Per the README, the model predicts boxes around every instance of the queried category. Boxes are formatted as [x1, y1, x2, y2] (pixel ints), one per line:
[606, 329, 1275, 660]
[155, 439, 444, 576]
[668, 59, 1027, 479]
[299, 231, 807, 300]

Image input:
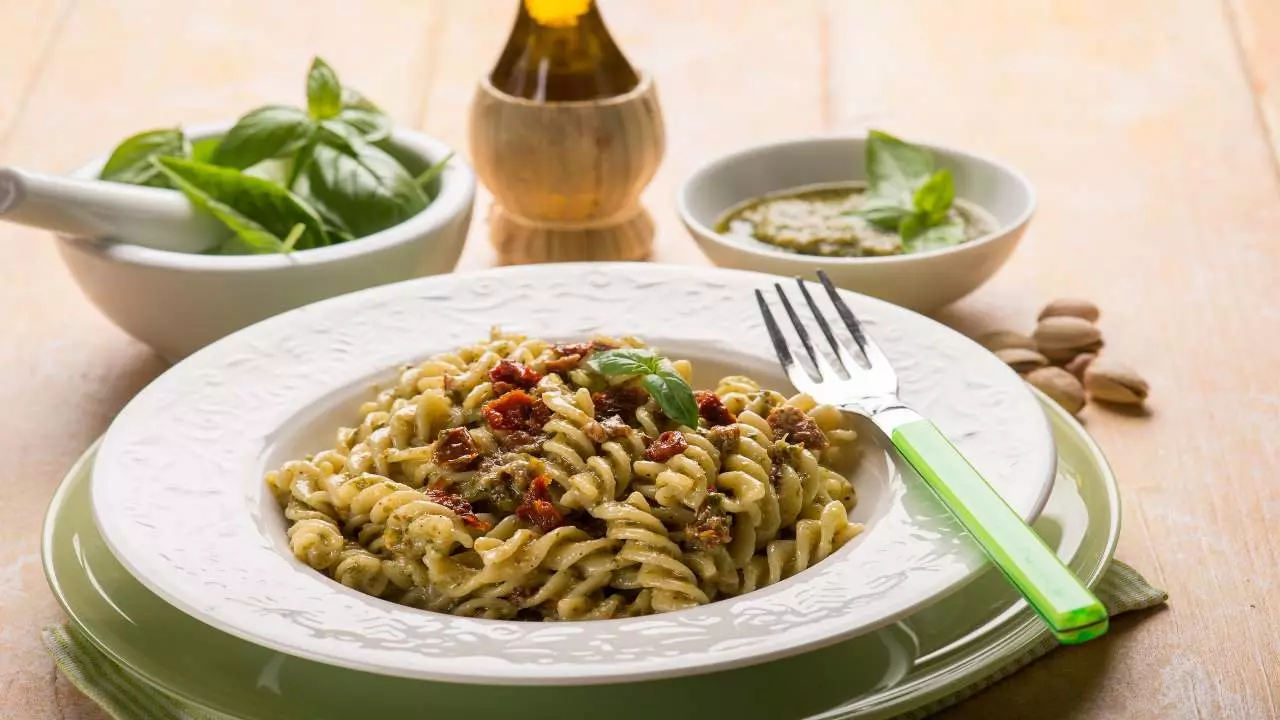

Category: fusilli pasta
[266, 330, 863, 621]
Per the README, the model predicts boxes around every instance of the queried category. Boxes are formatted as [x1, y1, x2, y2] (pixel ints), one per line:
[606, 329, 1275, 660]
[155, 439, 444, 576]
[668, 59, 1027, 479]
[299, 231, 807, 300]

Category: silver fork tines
[756, 270, 900, 412]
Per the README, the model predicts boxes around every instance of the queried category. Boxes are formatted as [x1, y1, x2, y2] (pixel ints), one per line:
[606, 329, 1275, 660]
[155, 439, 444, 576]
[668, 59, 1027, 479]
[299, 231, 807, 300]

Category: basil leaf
[306, 57, 343, 120]
[100, 128, 188, 187]
[152, 157, 328, 253]
[190, 136, 221, 164]
[640, 370, 699, 428]
[587, 349, 660, 377]
[341, 86, 384, 114]
[904, 222, 967, 253]
[865, 130, 934, 203]
[304, 135, 428, 237]
[415, 151, 454, 197]
[210, 105, 313, 170]
[898, 212, 927, 242]
[912, 168, 955, 225]
[336, 107, 391, 143]
[851, 205, 910, 231]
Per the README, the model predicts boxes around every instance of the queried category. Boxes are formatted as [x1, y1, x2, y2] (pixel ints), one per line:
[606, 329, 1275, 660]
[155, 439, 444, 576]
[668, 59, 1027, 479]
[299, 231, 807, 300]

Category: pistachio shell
[1064, 352, 1096, 380]
[978, 330, 1037, 353]
[1084, 357, 1149, 404]
[1038, 298, 1101, 323]
[995, 347, 1050, 374]
[1025, 366, 1086, 415]
[1033, 316, 1103, 361]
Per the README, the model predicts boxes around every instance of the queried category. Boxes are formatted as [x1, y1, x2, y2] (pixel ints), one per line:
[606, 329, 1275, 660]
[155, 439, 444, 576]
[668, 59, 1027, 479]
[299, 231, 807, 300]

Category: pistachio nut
[978, 330, 1038, 353]
[1025, 366, 1086, 415]
[1084, 357, 1149, 404]
[1064, 352, 1096, 380]
[1038, 298, 1101, 323]
[1033, 316, 1103, 361]
[995, 347, 1050, 374]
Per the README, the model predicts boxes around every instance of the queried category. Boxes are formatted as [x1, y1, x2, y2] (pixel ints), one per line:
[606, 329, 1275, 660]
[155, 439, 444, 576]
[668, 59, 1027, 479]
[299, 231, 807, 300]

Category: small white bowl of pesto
[677, 132, 1035, 314]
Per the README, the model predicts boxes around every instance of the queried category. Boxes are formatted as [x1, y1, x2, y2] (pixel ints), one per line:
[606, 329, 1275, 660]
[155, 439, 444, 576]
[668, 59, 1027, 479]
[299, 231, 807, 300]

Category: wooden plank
[433, 0, 827, 269]
[0, 0, 73, 145]
[825, 1, 1280, 718]
[1228, 0, 1280, 170]
[0, 3, 443, 718]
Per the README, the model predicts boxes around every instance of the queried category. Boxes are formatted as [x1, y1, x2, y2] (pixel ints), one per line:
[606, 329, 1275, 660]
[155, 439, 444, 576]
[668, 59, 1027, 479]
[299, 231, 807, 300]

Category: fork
[756, 271, 1108, 645]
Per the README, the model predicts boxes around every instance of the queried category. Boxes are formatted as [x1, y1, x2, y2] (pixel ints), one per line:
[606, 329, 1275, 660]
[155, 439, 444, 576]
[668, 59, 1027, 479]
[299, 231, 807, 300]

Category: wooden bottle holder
[469, 72, 665, 264]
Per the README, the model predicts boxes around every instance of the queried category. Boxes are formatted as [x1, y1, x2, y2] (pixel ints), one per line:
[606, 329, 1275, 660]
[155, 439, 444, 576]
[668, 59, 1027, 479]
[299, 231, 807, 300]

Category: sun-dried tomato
[423, 488, 491, 531]
[707, 424, 741, 455]
[434, 427, 481, 470]
[489, 360, 542, 389]
[694, 391, 736, 427]
[644, 431, 688, 462]
[592, 386, 649, 422]
[685, 495, 732, 551]
[552, 342, 594, 358]
[515, 474, 562, 533]
[544, 354, 583, 374]
[482, 390, 550, 433]
[767, 406, 829, 450]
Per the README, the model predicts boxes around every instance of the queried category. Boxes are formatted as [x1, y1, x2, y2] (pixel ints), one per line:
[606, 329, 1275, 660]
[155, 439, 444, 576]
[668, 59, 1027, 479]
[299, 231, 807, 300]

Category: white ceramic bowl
[57, 122, 476, 362]
[90, 263, 1056, 686]
[677, 135, 1036, 314]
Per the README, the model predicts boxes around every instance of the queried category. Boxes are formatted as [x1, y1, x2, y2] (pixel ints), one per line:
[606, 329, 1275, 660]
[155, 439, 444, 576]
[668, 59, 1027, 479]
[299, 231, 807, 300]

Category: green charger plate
[42, 396, 1118, 720]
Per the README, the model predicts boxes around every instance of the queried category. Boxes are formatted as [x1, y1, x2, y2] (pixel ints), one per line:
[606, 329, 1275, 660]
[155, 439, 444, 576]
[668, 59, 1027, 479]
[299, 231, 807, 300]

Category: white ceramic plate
[91, 263, 1055, 685]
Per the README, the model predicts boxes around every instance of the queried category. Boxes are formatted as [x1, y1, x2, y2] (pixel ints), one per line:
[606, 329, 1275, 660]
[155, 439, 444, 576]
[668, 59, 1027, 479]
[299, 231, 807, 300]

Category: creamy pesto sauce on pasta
[267, 331, 863, 621]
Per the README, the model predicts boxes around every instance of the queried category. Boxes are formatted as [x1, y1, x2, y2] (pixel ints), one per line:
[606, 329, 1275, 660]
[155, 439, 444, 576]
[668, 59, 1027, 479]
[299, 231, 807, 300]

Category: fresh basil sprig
[587, 349, 700, 429]
[852, 130, 965, 251]
[97, 57, 436, 255]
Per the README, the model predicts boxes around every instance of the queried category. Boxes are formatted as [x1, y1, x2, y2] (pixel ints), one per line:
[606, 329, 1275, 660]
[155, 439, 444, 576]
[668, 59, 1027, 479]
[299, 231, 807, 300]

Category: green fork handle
[888, 416, 1109, 644]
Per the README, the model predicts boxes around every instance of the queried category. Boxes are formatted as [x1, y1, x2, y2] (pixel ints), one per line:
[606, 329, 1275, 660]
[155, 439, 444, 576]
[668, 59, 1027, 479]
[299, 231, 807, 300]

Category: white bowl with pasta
[89, 263, 1056, 685]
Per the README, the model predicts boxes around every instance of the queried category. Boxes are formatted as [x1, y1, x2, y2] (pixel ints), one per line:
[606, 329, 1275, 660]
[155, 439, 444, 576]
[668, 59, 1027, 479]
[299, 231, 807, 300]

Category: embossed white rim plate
[91, 263, 1055, 685]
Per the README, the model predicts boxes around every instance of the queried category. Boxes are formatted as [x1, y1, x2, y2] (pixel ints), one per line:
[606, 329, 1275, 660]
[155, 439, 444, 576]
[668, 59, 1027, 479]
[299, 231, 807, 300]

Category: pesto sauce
[715, 182, 996, 258]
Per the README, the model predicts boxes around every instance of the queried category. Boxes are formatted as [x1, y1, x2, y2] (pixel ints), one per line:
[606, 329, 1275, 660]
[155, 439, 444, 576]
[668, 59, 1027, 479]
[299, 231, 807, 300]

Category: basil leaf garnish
[865, 130, 934, 204]
[306, 58, 343, 120]
[588, 349, 661, 376]
[589, 350, 699, 428]
[904, 222, 967, 253]
[210, 106, 313, 170]
[99, 129, 189, 188]
[152, 157, 328, 253]
[641, 370, 700, 429]
[851, 204, 910, 231]
[912, 169, 955, 225]
[861, 131, 962, 248]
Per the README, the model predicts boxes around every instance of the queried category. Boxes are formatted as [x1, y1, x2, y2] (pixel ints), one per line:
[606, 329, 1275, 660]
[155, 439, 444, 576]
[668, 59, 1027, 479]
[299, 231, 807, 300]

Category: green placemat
[44, 560, 1164, 720]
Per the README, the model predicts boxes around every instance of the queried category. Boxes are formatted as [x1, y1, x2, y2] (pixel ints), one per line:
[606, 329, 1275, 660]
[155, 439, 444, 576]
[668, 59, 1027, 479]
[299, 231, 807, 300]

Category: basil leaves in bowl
[677, 133, 1036, 314]
[56, 58, 475, 362]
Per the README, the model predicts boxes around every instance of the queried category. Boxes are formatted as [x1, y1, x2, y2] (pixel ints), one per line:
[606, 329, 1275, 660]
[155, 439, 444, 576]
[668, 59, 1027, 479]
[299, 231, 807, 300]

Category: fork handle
[882, 413, 1109, 644]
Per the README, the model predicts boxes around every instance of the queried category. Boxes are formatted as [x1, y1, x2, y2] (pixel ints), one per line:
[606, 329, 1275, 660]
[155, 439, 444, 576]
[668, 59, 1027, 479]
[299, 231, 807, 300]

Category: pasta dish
[267, 331, 863, 621]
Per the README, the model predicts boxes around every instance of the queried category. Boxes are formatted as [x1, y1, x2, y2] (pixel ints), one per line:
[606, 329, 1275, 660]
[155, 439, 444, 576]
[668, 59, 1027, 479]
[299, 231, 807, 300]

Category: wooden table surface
[3, 1, 1278, 718]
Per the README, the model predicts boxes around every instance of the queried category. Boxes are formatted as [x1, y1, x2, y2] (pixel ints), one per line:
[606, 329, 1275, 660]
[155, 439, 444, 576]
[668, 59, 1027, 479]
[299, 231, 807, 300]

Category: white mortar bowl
[57, 122, 476, 362]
